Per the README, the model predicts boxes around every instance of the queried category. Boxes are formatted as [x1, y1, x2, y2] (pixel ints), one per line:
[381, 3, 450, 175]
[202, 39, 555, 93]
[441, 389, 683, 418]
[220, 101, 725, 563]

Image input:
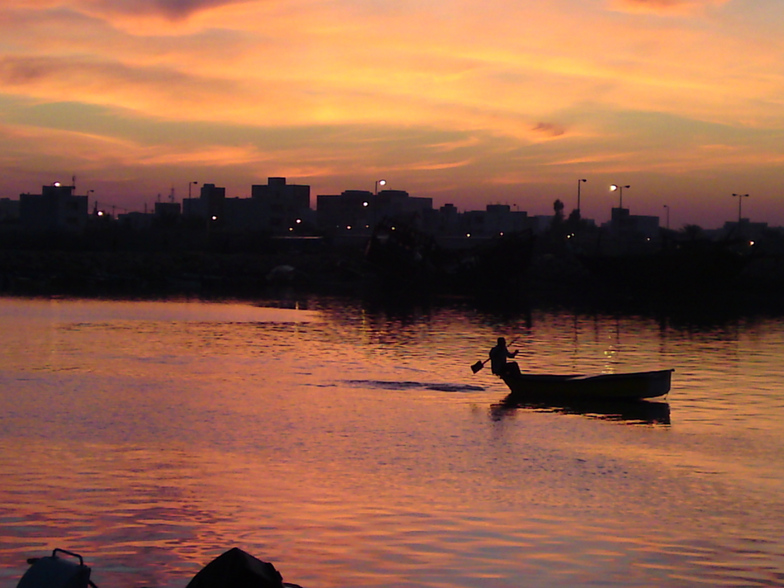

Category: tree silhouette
[682, 224, 704, 241]
[552, 199, 564, 226]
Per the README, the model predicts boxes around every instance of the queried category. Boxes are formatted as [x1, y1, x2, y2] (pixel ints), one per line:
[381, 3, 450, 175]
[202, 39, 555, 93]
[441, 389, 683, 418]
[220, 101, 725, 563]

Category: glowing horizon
[1, 0, 782, 229]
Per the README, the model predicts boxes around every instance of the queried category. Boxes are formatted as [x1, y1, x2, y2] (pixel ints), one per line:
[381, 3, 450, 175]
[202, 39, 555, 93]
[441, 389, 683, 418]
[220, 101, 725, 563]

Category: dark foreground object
[187, 548, 303, 588]
[17, 547, 303, 588]
[17, 549, 93, 588]
[501, 368, 673, 401]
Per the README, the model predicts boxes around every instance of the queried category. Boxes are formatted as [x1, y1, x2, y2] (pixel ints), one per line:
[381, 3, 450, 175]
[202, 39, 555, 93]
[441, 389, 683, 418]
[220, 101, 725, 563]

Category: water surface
[2, 296, 784, 587]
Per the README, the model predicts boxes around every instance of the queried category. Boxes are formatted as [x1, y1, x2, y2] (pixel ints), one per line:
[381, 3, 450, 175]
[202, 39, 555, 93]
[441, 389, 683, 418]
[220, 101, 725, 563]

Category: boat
[500, 368, 673, 401]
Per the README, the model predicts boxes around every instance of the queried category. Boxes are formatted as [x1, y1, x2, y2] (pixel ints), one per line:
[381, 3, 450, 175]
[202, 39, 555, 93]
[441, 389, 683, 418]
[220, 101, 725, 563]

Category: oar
[471, 338, 518, 374]
[471, 357, 489, 374]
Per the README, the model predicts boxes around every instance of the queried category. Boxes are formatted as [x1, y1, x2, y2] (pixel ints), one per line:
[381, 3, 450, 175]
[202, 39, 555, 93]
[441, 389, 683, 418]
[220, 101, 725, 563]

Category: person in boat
[489, 336, 520, 377]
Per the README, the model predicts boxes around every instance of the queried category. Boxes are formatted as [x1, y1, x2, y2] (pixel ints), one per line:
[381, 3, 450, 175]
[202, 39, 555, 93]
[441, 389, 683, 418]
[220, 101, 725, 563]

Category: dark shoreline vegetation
[2, 235, 784, 319]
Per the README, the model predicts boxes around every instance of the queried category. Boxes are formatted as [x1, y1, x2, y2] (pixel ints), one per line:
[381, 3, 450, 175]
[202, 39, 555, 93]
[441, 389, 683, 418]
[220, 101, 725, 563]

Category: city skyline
[0, 1, 782, 229]
[11, 177, 772, 233]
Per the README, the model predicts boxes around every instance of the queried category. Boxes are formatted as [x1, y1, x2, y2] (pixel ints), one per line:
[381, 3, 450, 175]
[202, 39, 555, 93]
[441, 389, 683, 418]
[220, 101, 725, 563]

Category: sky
[0, 0, 783, 229]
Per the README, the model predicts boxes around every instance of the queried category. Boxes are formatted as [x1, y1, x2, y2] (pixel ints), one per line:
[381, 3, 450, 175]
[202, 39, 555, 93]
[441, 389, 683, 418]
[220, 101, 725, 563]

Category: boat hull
[501, 369, 673, 401]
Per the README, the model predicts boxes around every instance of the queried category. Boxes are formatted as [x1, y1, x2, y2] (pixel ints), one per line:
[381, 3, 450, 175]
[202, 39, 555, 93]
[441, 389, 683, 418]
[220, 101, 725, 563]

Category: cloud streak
[81, 0, 254, 21]
[608, 0, 731, 15]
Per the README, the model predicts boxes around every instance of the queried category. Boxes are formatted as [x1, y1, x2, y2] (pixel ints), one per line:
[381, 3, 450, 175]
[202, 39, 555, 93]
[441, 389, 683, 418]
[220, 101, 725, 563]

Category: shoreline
[1, 247, 783, 318]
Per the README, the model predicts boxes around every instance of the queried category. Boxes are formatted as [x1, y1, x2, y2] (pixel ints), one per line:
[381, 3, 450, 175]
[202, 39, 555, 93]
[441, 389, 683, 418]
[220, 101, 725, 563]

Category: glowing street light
[374, 179, 386, 195]
[732, 193, 749, 224]
[610, 184, 630, 209]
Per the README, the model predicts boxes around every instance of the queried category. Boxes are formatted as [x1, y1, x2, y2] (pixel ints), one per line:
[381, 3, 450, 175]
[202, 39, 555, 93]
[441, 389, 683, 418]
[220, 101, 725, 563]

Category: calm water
[2, 295, 784, 587]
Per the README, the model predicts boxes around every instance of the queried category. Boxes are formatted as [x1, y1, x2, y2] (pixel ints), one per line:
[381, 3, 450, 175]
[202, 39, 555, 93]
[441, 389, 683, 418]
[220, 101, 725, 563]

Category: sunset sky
[1, 0, 782, 228]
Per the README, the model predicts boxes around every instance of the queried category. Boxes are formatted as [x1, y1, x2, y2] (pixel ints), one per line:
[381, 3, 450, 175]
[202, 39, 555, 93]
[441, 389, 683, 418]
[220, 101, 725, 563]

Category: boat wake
[342, 379, 485, 393]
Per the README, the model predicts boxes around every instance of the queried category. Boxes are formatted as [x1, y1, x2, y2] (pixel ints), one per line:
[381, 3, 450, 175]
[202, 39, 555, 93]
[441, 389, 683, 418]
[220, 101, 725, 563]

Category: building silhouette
[179, 178, 312, 235]
[19, 183, 88, 232]
[316, 189, 433, 236]
[183, 183, 226, 224]
[251, 177, 311, 233]
[458, 204, 529, 238]
[604, 207, 660, 239]
[0, 198, 19, 224]
[154, 201, 181, 227]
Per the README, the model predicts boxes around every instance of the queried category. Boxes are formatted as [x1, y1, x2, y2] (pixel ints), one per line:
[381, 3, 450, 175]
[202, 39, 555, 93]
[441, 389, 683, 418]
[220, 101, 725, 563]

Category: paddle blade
[471, 360, 484, 373]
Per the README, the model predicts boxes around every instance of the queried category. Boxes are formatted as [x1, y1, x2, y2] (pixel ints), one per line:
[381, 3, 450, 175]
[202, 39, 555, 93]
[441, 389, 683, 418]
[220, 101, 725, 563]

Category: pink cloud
[91, 0, 252, 20]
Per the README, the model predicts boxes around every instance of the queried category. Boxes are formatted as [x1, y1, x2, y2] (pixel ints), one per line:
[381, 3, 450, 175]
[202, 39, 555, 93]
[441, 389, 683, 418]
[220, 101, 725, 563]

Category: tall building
[251, 177, 311, 233]
[182, 183, 226, 224]
[316, 190, 374, 234]
[201, 183, 226, 223]
[179, 178, 312, 234]
[19, 184, 88, 232]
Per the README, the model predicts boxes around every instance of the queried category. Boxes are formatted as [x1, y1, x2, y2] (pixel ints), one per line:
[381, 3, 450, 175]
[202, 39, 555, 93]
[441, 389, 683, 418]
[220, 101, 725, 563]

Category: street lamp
[188, 181, 198, 200]
[610, 184, 630, 209]
[732, 193, 749, 224]
[663, 204, 670, 230]
[369, 180, 386, 232]
[577, 178, 586, 213]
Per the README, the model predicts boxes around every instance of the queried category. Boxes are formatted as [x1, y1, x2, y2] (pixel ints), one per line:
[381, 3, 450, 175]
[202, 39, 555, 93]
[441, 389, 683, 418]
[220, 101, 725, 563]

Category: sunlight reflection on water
[2, 296, 784, 587]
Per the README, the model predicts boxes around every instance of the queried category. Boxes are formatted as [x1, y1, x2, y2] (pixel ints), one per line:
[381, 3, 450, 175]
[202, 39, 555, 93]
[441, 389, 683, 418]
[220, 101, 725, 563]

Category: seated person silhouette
[490, 336, 520, 377]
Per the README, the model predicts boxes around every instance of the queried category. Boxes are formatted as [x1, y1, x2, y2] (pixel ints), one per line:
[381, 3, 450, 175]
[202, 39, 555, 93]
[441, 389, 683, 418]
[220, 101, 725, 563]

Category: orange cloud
[607, 0, 731, 15]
